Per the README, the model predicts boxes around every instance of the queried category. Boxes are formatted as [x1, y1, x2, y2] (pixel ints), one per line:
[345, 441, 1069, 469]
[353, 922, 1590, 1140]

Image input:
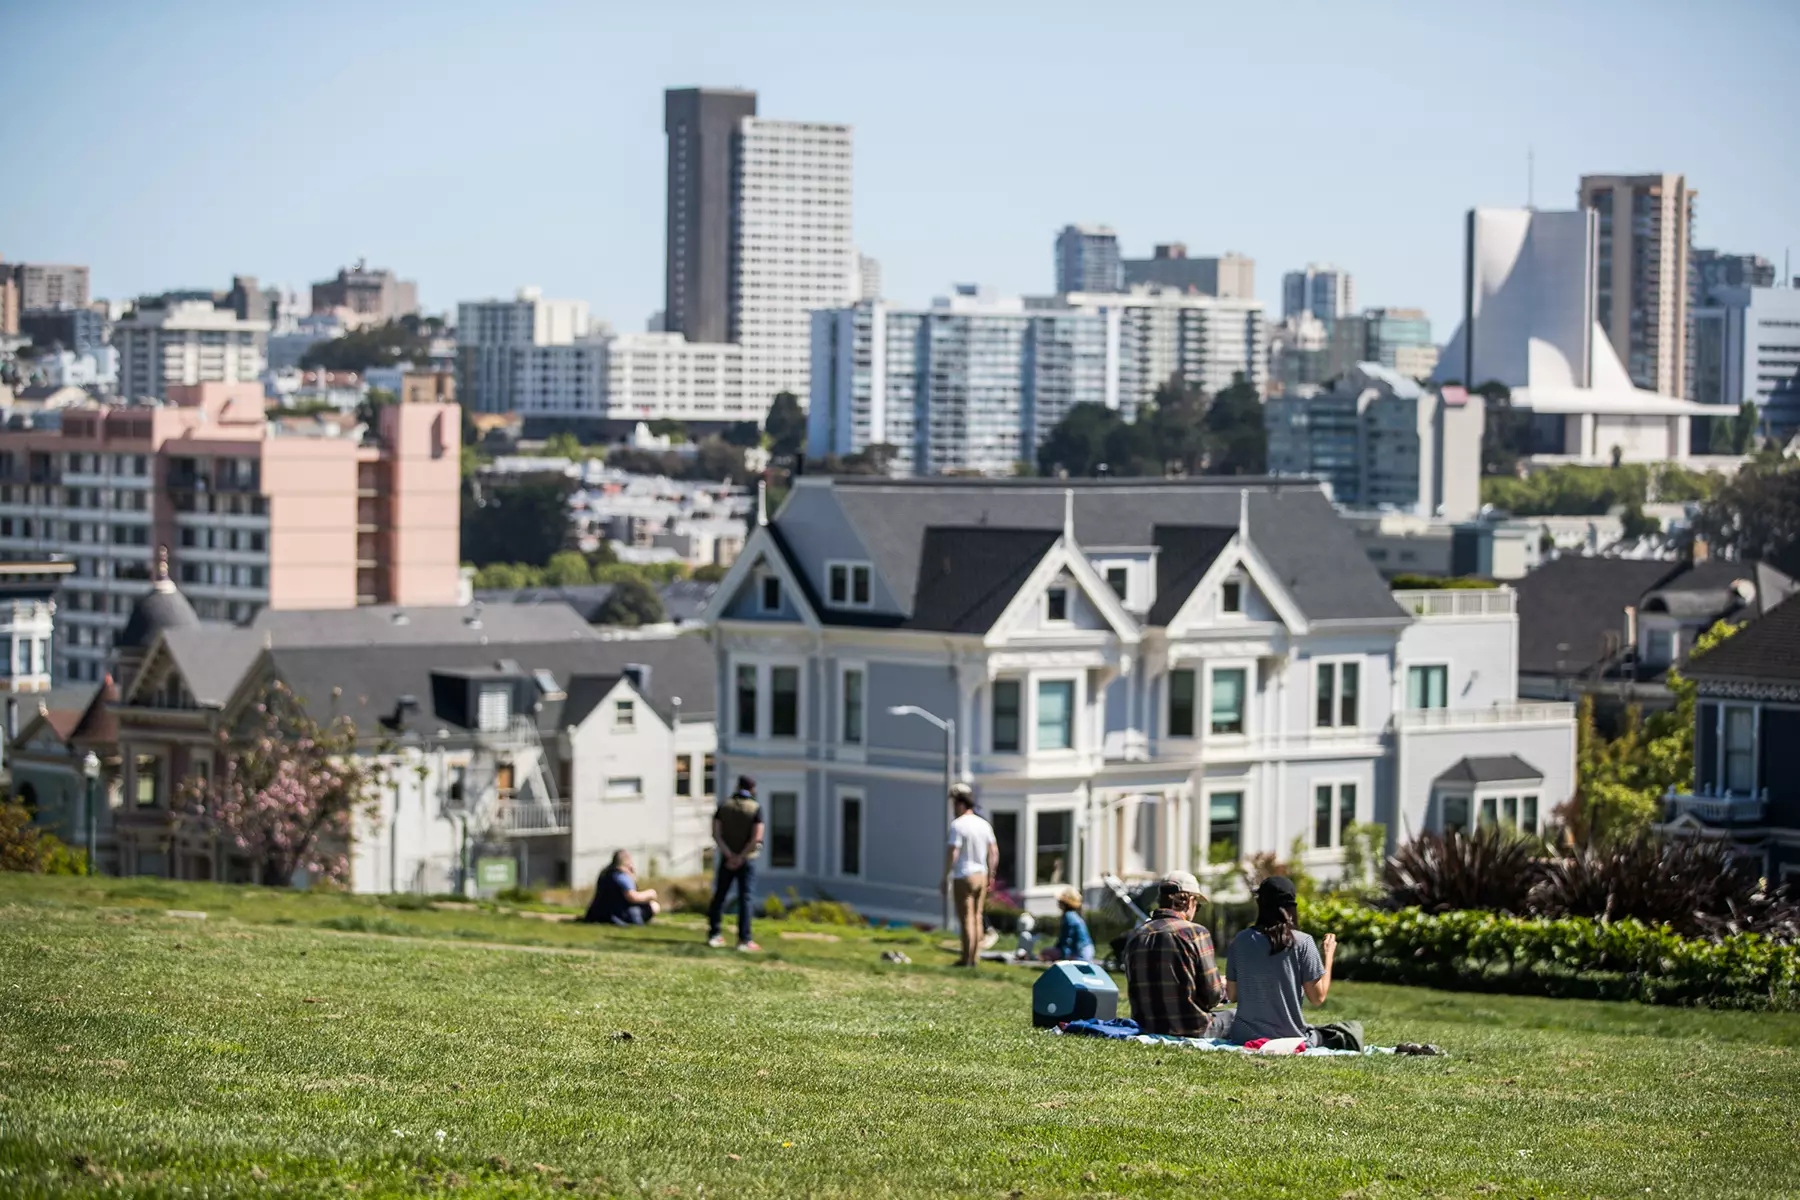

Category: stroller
[1098, 873, 1156, 972]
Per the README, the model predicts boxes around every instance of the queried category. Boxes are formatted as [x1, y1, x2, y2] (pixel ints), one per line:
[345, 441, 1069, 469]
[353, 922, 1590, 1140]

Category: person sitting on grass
[1048, 886, 1096, 963]
[582, 850, 659, 926]
[1121, 870, 1228, 1037]
[1225, 875, 1360, 1050]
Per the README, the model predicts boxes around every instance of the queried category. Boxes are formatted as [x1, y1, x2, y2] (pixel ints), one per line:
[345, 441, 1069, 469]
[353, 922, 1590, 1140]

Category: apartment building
[704, 477, 1574, 922]
[1122, 245, 1255, 299]
[112, 300, 268, 401]
[0, 261, 91, 333]
[1055, 225, 1122, 294]
[1689, 285, 1800, 409]
[1578, 173, 1696, 397]
[809, 287, 1267, 475]
[311, 261, 420, 328]
[455, 288, 592, 415]
[0, 382, 460, 683]
[1282, 264, 1354, 324]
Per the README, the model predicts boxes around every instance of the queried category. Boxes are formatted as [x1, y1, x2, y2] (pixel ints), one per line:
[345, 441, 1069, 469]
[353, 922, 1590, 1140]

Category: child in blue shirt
[1052, 885, 1096, 962]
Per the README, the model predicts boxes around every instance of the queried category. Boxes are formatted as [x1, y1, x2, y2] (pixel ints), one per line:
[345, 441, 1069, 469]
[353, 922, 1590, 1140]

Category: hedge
[1307, 898, 1800, 1011]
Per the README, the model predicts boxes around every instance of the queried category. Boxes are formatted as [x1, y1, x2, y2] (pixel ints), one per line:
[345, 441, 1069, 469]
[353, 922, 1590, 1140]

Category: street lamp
[888, 704, 956, 930]
[81, 751, 100, 876]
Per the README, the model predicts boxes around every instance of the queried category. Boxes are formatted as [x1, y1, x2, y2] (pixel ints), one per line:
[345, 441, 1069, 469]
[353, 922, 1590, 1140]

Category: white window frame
[614, 698, 636, 729]
[1205, 660, 1253, 740]
[1310, 777, 1359, 849]
[476, 684, 512, 733]
[837, 661, 866, 751]
[731, 657, 806, 743]
[836, 786, 865, 878]
[1436, 786, 1474, 833]
[1474, 787, 1541, 834]
[763, 781, 804, 873]
[1219, 573, 1246, 617]
[604, 776, 644, 800]
[825, 560, 874, 610]
[1199, 783, 1247, 867]
[1044, 585, 1070, 625]
[1313, 656, 1362, 731]
[1405, 661, 1451, 710]
[1030, 673, 1081, 754]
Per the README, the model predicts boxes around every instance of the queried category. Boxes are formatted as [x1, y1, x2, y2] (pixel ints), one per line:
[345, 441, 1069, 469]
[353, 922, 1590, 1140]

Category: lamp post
[888, 704, 956, 930]
[81, 750, 100, 876]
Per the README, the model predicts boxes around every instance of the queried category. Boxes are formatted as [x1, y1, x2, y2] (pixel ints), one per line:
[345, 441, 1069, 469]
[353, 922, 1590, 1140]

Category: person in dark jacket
[582, 850, 659, 926]
[706, 775, 765, 951]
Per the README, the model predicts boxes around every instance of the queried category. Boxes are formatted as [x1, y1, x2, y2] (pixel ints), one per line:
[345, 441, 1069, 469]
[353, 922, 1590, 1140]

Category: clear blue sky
[3, 0, 1796, 337]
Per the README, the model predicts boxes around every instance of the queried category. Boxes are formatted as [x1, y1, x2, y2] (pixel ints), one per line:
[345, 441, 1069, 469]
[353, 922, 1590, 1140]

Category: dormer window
[759, 574, 781, 613]
[827, 561, 873, 608]
[1105, 566, 1128, 599]
[1221, 580, 1242, 614]
[1045, 586, 1069, 623]
[477, 685, 511, 733]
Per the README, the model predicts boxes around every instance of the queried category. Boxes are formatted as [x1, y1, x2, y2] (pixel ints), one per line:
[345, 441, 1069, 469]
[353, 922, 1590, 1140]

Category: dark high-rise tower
[664, 87, 758, 344]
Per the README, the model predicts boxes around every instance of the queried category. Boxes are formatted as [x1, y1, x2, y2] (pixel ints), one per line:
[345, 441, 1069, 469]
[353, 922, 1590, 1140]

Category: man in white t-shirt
[944, 784, 998, 967]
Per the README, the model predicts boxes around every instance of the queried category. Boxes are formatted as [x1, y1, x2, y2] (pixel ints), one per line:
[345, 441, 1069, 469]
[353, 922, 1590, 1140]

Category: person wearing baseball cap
[1120, 868, 1228, 1037]
[1223, 874, 1358, 1049]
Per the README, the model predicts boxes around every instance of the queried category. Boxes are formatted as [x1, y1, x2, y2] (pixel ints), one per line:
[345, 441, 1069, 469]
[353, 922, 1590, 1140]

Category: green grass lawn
[2, 875, 1798, 1199]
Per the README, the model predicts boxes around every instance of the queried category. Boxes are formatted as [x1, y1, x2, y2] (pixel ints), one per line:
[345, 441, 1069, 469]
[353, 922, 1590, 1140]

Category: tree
[299, 318, 434, 372]
[543, 550, 595, 587]
[647, 419, 688, 441]
[1203, 373, 1266, 475]
[1709, 400, 1761, 455]
[355, 387, 396, 429]
[594, 577, 667, 627]
[722, 420, 763, 448]
[692, 562, 729, 583]
[1474, 380, 1533, 477]
[177, 681, 382, 886]
[1036, 402, 1123, 476]
[1619, 503, 1662, 541]
[1141, 376, 1208, 475]
[0, 802, 86, 874]
[1689, 459, 1800, 576]
[471, 562, 541, 590]
[461, 476, 573, 567]
[765, 391, 807, 461]
[541, 431, 587, 460]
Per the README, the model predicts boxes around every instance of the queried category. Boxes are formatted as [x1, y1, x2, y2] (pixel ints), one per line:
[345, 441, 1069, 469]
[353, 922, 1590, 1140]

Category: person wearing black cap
[1225, 874, 1359, 1048]
[706, 775, 764, 951]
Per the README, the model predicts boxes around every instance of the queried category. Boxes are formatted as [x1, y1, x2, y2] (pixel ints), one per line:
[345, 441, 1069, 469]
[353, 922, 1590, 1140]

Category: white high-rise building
[732, 118, 855, 404]
[854, 253, 882, 302]
[112, 302, 269, 401]
[1282, 264, 1355, 324]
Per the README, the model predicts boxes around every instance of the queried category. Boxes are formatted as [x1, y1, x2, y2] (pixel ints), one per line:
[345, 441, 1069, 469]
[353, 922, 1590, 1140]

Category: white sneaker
[707, 935, 727, 948]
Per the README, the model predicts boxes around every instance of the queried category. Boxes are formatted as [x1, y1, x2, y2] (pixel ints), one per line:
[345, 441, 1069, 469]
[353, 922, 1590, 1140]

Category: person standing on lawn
[944, 784, 998, 967]
[582, 850, 660, 926]
[1225, 874, 1361, 1049]
[707, 775, 765, 951]
[1121, 870, 1229, 1037]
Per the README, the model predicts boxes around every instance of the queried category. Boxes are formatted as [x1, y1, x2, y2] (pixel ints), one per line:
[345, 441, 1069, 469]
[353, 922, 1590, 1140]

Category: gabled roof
[159, 627, 261, 707]
[1683, 594, 1800, 684]
[810, 478, 1397, 625]
[562, 674, 628, 728]
[1434, 754, 1543, 785]
[908, 528, 1061, 634]
[68, 674, 119, 745]
[1514, 557, 1682, 677]
[1149, 526, 1236, 626]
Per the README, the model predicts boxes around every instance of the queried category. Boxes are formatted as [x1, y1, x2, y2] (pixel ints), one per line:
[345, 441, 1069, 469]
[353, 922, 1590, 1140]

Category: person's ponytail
[1255, 894, 1297, 954]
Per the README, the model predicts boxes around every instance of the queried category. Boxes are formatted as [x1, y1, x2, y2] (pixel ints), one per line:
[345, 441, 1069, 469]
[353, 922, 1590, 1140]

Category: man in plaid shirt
[1123, 870, 1228, 1037]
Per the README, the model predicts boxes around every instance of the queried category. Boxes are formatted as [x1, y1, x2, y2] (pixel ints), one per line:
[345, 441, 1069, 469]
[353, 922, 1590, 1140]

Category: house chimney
[1692, 537, 1710, 565]
[1624, 604, 1638, 648]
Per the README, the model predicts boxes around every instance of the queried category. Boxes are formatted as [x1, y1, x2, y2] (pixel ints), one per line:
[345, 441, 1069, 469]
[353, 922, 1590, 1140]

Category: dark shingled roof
[1683, 594, 1800, 683]
[907, 528, 1062, 634]
[1149, 526, 1237, 626]
[1514, 557, 1679, 677]
[1435, 754, 1544, 784]
[813, 477, 1398, 626]
[561, 674, 627, 728]
[118, 584, 200, 649]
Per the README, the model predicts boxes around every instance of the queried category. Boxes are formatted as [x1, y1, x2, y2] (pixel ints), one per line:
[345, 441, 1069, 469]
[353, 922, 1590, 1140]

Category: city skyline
[2, 1, 1796, 337]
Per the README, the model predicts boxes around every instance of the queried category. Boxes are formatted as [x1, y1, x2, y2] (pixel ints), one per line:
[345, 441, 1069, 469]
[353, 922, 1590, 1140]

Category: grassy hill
[2, 874, 1797, 1198]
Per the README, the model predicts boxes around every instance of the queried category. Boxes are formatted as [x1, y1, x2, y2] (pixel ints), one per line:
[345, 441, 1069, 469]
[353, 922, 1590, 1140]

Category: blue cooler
[1032, 960, 1119, 1027]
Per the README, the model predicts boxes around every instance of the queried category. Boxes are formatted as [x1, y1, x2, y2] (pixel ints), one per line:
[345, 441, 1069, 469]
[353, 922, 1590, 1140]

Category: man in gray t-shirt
[1224, 876, 1337, 1044]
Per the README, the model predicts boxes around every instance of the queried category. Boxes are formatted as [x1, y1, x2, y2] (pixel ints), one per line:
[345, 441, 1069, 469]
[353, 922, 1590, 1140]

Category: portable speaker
[1032, 960, 1119, 1027]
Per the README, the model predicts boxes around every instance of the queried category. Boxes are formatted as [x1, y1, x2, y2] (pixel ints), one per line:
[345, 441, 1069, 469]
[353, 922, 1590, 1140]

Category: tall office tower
[112, 300, 269, 400]
[1121, 244, 1256, 298]
[733, 115, 855, 401]
[1691, 249, 1776, 304]
[1578, 173, 1696, 397]
[1282, 264, 1354, 324]
[1055, 225, 1122, 294]
[664, 87, 759, 345]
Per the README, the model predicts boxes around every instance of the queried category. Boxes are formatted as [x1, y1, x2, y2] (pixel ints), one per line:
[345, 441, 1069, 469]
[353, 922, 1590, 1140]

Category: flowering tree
[177, 681, 381, 886]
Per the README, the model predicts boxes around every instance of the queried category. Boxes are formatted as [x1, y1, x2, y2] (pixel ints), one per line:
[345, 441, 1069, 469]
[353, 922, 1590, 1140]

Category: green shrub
[1309, 898, 1800, 1011]
[495, 886, 543, 905]
[0, 803, 87, 875]
[378, 893, 433, 911]
[759, 887, 862, 925]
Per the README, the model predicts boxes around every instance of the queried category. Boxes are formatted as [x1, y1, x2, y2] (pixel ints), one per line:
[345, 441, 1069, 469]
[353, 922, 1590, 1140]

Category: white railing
[1393, 588, 1517, 618]
[494, 800, 571, 835]
[1397, 702, 1575, 732]
[1665, 790, 1766, 824]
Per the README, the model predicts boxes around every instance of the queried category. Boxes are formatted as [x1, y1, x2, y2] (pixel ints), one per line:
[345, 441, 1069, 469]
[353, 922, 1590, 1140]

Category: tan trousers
[952, 872, 988, 966]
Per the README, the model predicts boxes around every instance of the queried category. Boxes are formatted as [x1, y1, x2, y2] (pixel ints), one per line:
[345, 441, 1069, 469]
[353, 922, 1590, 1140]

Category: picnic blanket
[1050, 1017, 1393, 1057]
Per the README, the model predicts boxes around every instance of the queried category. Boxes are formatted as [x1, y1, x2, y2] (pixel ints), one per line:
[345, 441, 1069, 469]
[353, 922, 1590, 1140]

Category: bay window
[992, 680, 1021, 752]
[1167, 669, 1196, 738]
[1036, 680, 1075, 751]
[1209, 668, 1246, 735]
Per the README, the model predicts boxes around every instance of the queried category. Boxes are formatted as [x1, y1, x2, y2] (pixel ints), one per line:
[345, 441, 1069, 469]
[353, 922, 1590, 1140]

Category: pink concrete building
[0, 382, 460, 682]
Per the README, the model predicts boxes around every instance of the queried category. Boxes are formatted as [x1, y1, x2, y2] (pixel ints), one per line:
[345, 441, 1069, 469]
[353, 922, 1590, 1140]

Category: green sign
[476, 857, 517, 894]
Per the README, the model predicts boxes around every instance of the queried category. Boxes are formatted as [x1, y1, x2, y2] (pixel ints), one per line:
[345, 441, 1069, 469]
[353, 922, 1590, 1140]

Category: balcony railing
[494, 799, 571, 835]
[1397, 702, 1575, 731]
[1393, 588, 1517, 618]
[1665, 790, 1767, 825]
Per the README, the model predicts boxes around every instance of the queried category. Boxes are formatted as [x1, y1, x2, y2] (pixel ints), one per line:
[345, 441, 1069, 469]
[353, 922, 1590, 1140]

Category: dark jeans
[613, 902, 655, 927]
[707, 859, 756, 942]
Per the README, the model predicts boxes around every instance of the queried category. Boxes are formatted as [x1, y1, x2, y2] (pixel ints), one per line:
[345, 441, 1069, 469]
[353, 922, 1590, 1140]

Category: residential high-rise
[1689, 286, 1800, 409]
[664, 87, 759, 345]
[455, 288, 591, 414]
[0, 260, 90, 316]
[1692, 249, 1776, 301]
[311, 261, 420, 328]
[0, 383, 461, 682]
[1055, 225, 1122, 294]
[1121, 244, 1256, 298]
[855, 253, 882, 302]
[809, 285, 1266, 475]
[1577, 173, 1696, 397]
[112, 300, 269, 401]
[1282, 264, 1354, 324]
[662, 87, 853, 408]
